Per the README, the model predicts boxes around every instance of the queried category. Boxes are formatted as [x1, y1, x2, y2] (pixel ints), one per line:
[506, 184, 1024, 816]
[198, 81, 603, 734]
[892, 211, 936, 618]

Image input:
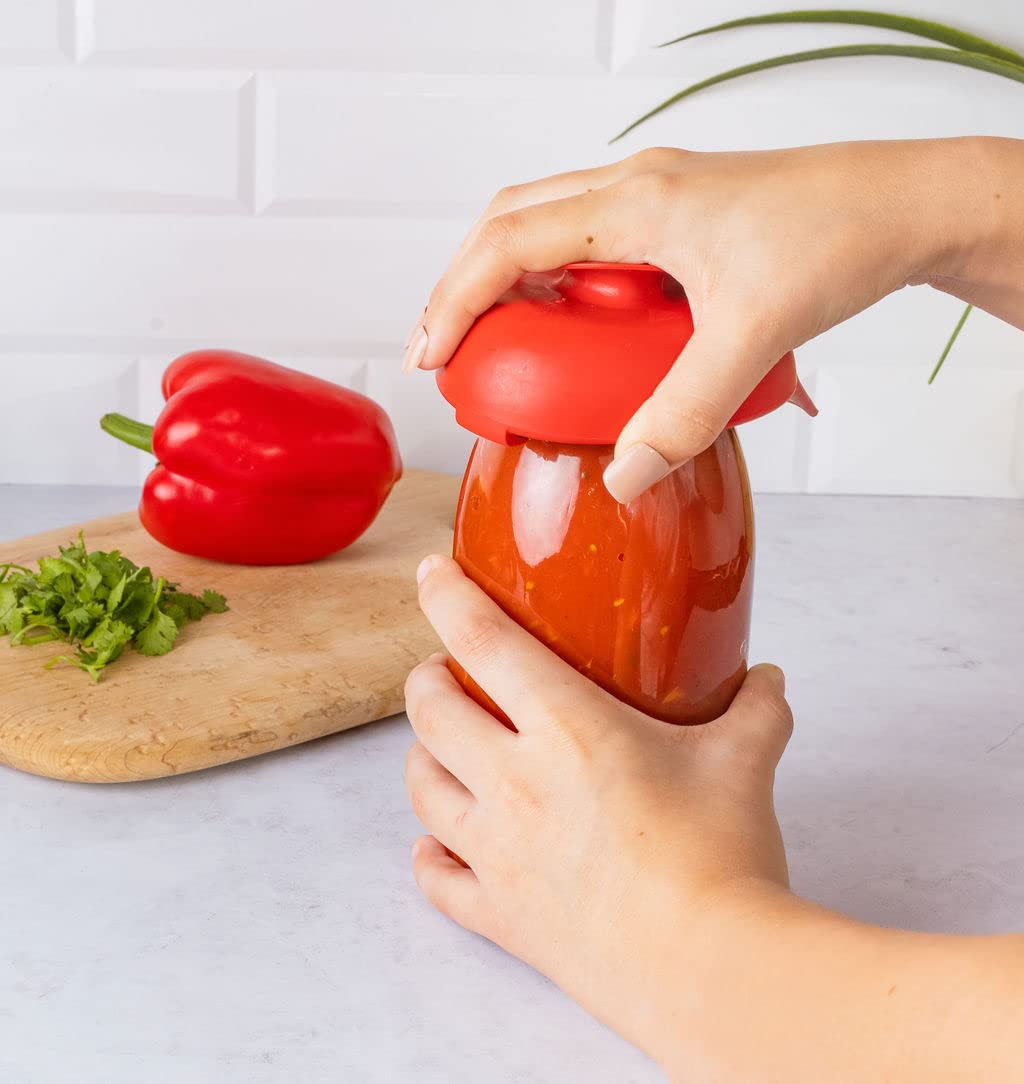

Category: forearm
[918, 136, 1024, 330]
[657, 883, 1024, 1082]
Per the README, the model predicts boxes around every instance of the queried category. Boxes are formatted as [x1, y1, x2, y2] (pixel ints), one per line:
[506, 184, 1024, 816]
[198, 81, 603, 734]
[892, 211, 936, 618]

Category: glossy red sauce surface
[450, 431, 755, 727]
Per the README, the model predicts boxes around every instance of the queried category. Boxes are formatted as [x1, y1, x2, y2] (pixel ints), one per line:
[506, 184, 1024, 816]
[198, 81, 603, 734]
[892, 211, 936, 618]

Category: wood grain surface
[0, 469, 461, 783]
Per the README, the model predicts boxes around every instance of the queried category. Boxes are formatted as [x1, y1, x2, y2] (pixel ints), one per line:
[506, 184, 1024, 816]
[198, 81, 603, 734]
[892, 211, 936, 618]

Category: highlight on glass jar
[436, 262, 816, 727]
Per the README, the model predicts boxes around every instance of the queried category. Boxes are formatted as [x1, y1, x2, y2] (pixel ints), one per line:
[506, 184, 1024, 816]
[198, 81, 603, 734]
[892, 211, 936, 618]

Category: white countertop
[1, 484, 1022, 1084]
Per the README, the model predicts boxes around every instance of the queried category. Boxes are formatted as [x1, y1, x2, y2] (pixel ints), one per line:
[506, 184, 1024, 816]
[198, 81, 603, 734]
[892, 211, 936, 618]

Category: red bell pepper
[101, 351, 402, 565]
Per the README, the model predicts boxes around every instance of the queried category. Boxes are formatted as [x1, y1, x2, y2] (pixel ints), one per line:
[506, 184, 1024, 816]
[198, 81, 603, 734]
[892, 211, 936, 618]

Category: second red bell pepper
[101, 351, 402, 565]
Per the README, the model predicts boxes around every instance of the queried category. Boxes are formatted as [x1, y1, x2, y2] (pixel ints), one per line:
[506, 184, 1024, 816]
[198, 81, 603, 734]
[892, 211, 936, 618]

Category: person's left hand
[404, 553, 795, 1069]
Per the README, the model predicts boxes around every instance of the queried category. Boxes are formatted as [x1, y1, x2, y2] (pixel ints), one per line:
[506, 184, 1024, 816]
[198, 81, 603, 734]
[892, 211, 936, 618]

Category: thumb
[602, 322, 774, 504]
[723, 663, 794, 767]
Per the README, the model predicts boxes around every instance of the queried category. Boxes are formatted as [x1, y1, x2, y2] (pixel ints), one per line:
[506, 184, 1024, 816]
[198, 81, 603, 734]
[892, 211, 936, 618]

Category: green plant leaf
[612, 45, 1024, 142]
[162, 590, 208, 624]
[106, 572, 128, 614]
[5, 536, 226, 679]
[928, 304, 974, 383]
[0, 583, 18, 630]
[135, 609, 180, 657]
[659, 11, 1024, 68]
[200, 590, 229, 615]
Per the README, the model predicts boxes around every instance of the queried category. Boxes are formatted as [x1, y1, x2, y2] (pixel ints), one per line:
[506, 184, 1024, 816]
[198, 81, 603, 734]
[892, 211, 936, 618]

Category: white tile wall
[0, 70, 249, 212]
[0, 0, 1021, 495]
[0, 0, 68, 62]
[87, 0, 610, 73]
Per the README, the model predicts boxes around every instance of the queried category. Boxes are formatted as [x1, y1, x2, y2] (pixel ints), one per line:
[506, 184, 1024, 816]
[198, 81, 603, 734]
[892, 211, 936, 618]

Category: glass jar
[436, 263, 813, 728]
[450, 433, 754, 726]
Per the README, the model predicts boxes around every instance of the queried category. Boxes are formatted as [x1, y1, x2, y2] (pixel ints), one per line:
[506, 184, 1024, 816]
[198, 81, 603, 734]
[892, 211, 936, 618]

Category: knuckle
[494, 771, 543, 819]
[453, 804, 472, 837]
[654, 390, 723, 451]
[702, 689, 794, 771]
[683, 404, 723, 449]
[545, 706, 596, 760]
[450, 612, 504, 668]
[409, 684, 449, 739]
[405, 742, 429, 787]
[758, 691, 795, 737]
[479, 210, 524, 257]
[406, 775, 430, 823]
[617, 169, 678, 210]
[488, 183, 524, 212]
[628, 146, 682, 170]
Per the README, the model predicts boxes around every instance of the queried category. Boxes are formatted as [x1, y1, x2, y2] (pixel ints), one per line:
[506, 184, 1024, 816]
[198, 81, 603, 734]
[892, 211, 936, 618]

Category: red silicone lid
[436, 263, 816, 446]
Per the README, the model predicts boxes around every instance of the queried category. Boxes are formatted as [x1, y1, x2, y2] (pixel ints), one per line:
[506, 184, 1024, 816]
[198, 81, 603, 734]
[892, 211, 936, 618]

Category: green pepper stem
[101, 413, 155, 455]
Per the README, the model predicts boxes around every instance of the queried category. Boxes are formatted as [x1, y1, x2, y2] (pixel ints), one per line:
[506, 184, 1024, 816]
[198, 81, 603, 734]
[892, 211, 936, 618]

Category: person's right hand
[403, 137, 1020, 503]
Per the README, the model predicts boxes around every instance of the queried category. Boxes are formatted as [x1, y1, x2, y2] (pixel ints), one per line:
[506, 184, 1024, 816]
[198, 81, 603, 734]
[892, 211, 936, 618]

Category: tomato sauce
[450, 431, 755, 727]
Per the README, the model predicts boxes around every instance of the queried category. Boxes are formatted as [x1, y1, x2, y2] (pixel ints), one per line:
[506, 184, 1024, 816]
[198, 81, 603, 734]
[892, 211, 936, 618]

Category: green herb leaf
[1, 535, 227, 680]
[38, 555, 79, 586]
[106, 572, 128, 614]
[135, 609, 180, 657]
[79, 564, 104, 602]
[658, 11, 1024, 68]
[62, 603, 101, 641]
[200, 590, 229, 614]
[163, 590, 205, 622]
[612, 45, 1024, 143]
[0, 583, 17, 630]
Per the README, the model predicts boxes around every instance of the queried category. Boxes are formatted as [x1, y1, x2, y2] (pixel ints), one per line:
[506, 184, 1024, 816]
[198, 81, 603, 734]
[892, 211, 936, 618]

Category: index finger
[415, 553, 608, 732]
[417, 187, 635, 371]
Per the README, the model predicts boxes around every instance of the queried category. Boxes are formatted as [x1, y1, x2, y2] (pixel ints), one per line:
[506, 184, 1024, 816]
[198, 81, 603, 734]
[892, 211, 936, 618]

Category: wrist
[908, 136, 1011, 284]
[644, 877, 801, 1078]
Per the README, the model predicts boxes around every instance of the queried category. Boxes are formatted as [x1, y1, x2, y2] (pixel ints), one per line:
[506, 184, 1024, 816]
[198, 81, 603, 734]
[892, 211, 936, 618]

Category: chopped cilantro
[0, 533, 228, 681]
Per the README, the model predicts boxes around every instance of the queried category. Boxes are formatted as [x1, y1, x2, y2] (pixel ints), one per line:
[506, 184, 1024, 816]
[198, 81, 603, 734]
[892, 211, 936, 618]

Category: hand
[404, 138, 1023, 502]
[404, 553, 794, 1070]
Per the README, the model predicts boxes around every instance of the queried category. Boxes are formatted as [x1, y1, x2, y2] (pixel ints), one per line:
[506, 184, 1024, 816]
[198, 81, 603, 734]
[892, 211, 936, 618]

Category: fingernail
[403, 307, 428, 350]
[412, 838, 425, 859]
[416, 553, 447, 584]
[602, 443, 671, 504]
[402, 325, 429, 373]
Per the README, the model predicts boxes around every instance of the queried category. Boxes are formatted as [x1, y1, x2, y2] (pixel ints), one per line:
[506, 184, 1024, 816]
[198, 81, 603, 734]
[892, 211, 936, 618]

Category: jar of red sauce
[436, 263, 814, 727]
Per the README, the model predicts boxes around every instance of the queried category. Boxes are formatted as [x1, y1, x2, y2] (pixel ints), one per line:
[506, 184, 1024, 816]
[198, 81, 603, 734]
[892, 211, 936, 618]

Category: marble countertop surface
[1, 484, 1022, 1083]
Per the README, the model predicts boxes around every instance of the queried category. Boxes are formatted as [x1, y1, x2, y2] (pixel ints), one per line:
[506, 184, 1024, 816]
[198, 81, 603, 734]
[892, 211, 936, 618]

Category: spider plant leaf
[659, 10, 1024, 68]
[611, 45, 1024, 143]
[928, 304, 973, 383]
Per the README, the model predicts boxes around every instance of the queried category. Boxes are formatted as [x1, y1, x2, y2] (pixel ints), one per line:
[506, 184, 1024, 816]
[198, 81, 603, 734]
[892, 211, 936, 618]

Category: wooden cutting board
[0, 469, 461, 784]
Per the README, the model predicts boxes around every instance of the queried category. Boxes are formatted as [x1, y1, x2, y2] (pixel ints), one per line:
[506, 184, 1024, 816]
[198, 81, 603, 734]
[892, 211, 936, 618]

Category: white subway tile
[0, 215, 464, 348]
[800, 293, 1024, 373]
[365, 360, 474, 477]
[0, 0, 66, 61]
[807, 365, 1024, 497]
[0, 360, 141, 485]
[262, 73, 618, 215]
[89, 0, 607, 73]
[0, 71, 248, 213]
